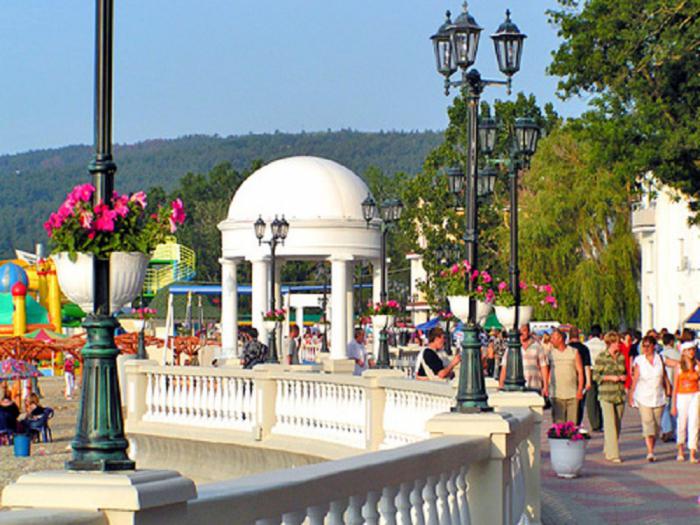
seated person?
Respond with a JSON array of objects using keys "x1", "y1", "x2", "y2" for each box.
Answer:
[
  {"x1": 416, "y1": 327, "x2": 460, "y2": 380},
  {"x1": 17, "y1": 393, "x2": 45, "y2": 433},
  {"x1": 0, "y1": 394, "x2": 20, "y2": 433},
  {"x1": 240, "y1": 328, "x2": 269, "y2": 369}
]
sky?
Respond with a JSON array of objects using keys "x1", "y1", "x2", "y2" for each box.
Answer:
[{"x1": 0, "y1": 1, "x2": 589, "y2": 156}]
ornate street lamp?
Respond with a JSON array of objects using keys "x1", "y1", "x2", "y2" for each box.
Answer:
[
  {"x1": 317, "y1": 263, "x2": 329, "y2": 353},
  {"x1": 66, "y1": 0, "x2": 134, "y2": 471},
  {"x1": 254, "y1": 214, "x2": 290, "y2": 363},
  {"x1": 501, "y1": 118, "x2": 541, "y2": 391},
  {"x1": 362, "y1": 194, "x2": 403, "y2": 368},
  {"x1": 431, "y1": 3, "x2": 526, "y2": 413}
]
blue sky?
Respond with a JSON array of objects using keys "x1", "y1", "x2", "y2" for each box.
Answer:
[{"x1": 1, "y1": 1, "x2": 588, "y2": 156}]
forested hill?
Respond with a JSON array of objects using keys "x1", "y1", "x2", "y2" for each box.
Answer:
[{"x1": 0, "y1": 130, "x2": 442, "y2": 258}]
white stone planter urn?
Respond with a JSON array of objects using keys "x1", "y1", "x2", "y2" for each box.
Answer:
[
  {"x1": 494, "y1": 305, "x2": 534, "y2": 330},
  {"x1": 447, "y1": 296, "x2": 492, "y2": 324},
  {"x1": 549, "y1": 438, "x2": 586, "y2": 479},
  {"x1": 371, "y1": 315, "x2": 394, "y2": 332},
  {"x1": 262, "y1": 320, "x2": 278, "y2": 333},
  {"x1": 54, "y1": 251, "x2": 149, "y2": 314}
]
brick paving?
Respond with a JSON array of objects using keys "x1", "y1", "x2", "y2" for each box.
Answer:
[{"x1": 541, "y1": 405, "x2": 700, "y2": 525}]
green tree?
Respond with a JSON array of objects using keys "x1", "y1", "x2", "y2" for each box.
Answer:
[
  {"x1": 518, "y1": 127, "x2": 639, "y2": 329},
  {"x1": 548, "y1": 0, "x2": 700, "y2": 216}
]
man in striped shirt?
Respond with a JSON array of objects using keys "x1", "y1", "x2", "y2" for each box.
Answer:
[{"x1": 499, "y1": 324, "x2": 549, "y2": 396}]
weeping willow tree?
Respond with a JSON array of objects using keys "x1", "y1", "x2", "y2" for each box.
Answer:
[{"x1": 518, "y1": 127, "x2": 639, "y2": 329}]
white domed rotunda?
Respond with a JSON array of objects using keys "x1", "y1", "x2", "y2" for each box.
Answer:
[{"x1": 218, "y1": 156, "x2": 383, "y2": 358}]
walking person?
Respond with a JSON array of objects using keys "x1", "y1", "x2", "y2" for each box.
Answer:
[
  {"x1": 586, "y1": 325, "x2": 606, "y2": 431},
  {"x1": 568, "y1": 328, "x2": 592, "y2": 427},
  {"x1": 593, "y1": 332, "x2": 627, "y2": 463},
  {"x1": 286, "y1": 324, "x2": 300, "y2": 365},
  {"x1": 498, "y1": 323, "x2": 549, "y2": 396},
  {"x1": 670, "y1": 341, "x2": 700, "y2": 462},
  {"x1": 63, "y1": 354, "x2": 76, "y2": 400},
  {"x1": 629, "y1": 335, "x2": 672, "y2": 462},
  {"x1": 547, "y1": 329, "x2": 584, "y2": 424},
  {"x1": 660, "y1": 333, "x2": 680, "y2": 442}
]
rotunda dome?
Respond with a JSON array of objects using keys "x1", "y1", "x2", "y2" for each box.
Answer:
[
  {"x1": 0, "y1": 263, "x2": 28, "y2": 294},
  {"x1": 227, "y1": 156, "x2": 371, "y2": 222}
]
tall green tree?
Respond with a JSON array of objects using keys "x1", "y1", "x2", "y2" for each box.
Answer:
[
  {"x1": 548, "y1": 0, "x2": 700, "y2": 216},
  {"x1": 518, "y1": 127, "x2": 639, "y2": 329}
]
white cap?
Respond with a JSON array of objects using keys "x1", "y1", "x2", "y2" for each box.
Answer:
[{"x1": 680, "y1": 341, "x2": 697, "y2": 351}]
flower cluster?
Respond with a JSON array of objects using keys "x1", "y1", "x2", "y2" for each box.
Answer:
[
  {"x1": 135, "y1": 307, "x2": 157, "y2": 320},
  {"x1": 437, "y1": 310, "x2": 455, "y2": 321},
  {"x1": 44, "y1": 184, "x2": 186, "y2": 259},
  {"x1": 494, "y1": 280, "x2": 558, "y2": 309},
  {"x1": 435, "y1": 260, "x2": 496, "y2": 303},
  {"x1": 547, "y1": 421, "x2": 589, "y2": 441},
  {"x1": 368, "y1": 300, "x2": 402, "y2": 315},
  {"x1": 263, "y1": 308, "x2": 286, "y2": 322}
]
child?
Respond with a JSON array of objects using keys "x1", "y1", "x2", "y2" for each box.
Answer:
[
  {"x1": 63, "y1": 354, "x2": 76, "y2": 400},
  {"x1": 671, "y1": 341, "x2": 700, "y2": 462}
]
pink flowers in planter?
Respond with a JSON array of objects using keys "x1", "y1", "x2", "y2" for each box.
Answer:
[
  {"x1": 547, "y1": 421, "x2": 589, "y2": 441},
  {"x1": 44, "y1": 184, "x2": 186, "y2": 260},
  {"x1": 263, "y1": 308, "x2": 286, "y2": 322}
]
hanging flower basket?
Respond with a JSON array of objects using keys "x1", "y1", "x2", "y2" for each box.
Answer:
[
  {"x1": 371, "y1": 314, "x2": 394, "y2": 331},
  {"x1": 54, "y1": 251, "x2": 149, "y2": 314},
  {"x1": 262, "y1": 320, "x2": 278, "y2": 332},
  {"x1": 494, "y1": 305, "x2": 534, "y2": 331},
  {"x1": 447, "y1": 296, "x2": 492, "y2": 324}
]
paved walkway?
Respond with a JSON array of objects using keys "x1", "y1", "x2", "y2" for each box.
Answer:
[{"x1": 541, "y1": 405, "x2": 700, "y2": 524}]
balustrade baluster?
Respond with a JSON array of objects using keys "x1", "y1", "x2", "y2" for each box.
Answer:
[
  {"x1": 221, "y1": 377, "x2": 231, "y2": 425},
  {"x1": 447, "y1": 470, "x2": 460, "y2": 525},
  {"x1": 422, "y1": 476, "x2": 439, "y2": 525},
  {"x1": 327, "y1": 499, "x2": 347, "y2": 525},
  {"x1": 306, "y1": 504, "x2": 328, "y2": 525},
  {"x1": 347, "y1": 495, "x2": 365, "y2": 525},
  {"x1": 456, "y1": 466, "x2": 470, "y2": 525},
  {"x1": 395, "y1": 481, "x2": 413, "y2": 525},
  {"x1": 246, "y1": 379, "x2": 255, "y2": 425},
  {"x1": 410, "y1": 479, "x2": 426, "y2": 525},
  {"x1": 201, "y1": 376, "x2": 211, "y2": 421},
  {"x1": 144, "y1": 373, "x2": 153, "y2": 418},
  {"x1": 292, "y1": 380, "x2": 302, "y2": 434},
  {"x1": 172, "y1": 375, "x2": 182, "y2": 422},
  {"x1": 362, "y1": 491, "x2": 381, "y2": 525},
  {"x1": 213, "y1": 377, "x2": 222, "y2": 423},
  {"x1": 378, "y1": 485, "x2": 399, "y2": 525},
  {"x1": 436, "y1": 473, "x2": 452, "y2": 525},
  {"x1": 157, "y1": 374, "x2": 166, "y2": 419},
  {"x1": 281, "y1": 510, "x2": 306, "y2": 525}
]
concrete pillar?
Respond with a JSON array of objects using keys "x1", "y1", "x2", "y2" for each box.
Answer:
[
  {"x1": 274, "y1": 261, "x2": 283, "y2": 352},
  {"x1": 295, "y1": 306, "x2": 304, "y2": 332},
  {"x1": 346, "y1": 261, "x2": 355, "y2": 338},
  {"x1": 220, "y1": 258, "x2": 238, "y2": 357},
  {"x1": 251, "y1": 257, "x2": 270, "y2": 343},
  {"x1": 330, "y1": 258, "x2": 349, "y2": 360}
]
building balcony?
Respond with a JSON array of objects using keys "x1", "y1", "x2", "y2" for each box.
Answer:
[{"x1": 631, "y1": 205, "x2": 656, "y2": 233}]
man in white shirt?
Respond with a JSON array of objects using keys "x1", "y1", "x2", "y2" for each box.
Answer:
[{"x1": 347, "y1": 328, "x2": 372, "y2": 376}]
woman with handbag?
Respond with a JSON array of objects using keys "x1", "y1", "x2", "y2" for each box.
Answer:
[{"x1": 629, "y1": 335, "x2": 672, "y2": 462}]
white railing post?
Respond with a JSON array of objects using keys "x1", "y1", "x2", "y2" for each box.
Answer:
[
  {"x1": 252, "y1": 364, "x2": 282, "y2": 440},
  {"x1": 427, "y1": 412, "x2": 517, "y2": 525},
  {"x1": 123, "y1": 359, "x2": 156, "y2": 432},
  {"x1": 489, "y1": 391, "x2": 545, "y2": 525},
  {"x1": 361, "y1": 369, "x2": 404, "y2": 450}
]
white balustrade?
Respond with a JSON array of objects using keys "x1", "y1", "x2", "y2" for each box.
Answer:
[
  {"x1": 143, "y1": 370, "x2": 255, "y2": 431},
  {"x1": 272, "y1": 377, "x2": 366, "y2": 448},
  {"x1": 382, "y1": 387, "x2": 453, "y2": 448}
]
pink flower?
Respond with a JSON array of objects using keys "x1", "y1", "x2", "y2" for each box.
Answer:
[
  {"x1": 476, "y1": 285, "x2": 483, "y2": 293},
  {"x1": 462, "y1": 260, "x2": 471, "y2": 272},
  {"x1": 450, "y1": 263, "x2": 459, "y2": 275},
  {"x1": 519, "y1": 280, "x2": 528, "y2": 290},
  {"x1": 94, "y1": 204, "x2": 118, "y2": 232},
  {"x1": 57, "y1": 201, "x2": 75, "y2": 220},
  {"x1": 480, "y1": 271, "x2": 492, "y2": 284},
  {"x1": 169, "y1": 198, "x2": 186, "y2": 232},
  {"x1": 113, "y1": 196, "x2": 130, "y2": 218},
  {"x1": 485, "y1": 289, "x2": 496, "y2": 303},
  {"x1": 543, "y1": 284, "x2": 553, "y2": 294},
  {"x1": 79, "y1": 210, "x2": 93, "y2": 229},
  {"x1": 130, "y1": 191, "x2": 147, "y2": 208},
  {"x1": 498, "y1": 281, "x2": 508, "y2": 292},
  {"x1": 70, "y1": 184, "x2": 95, "y2": 203},
  {"x1": 471, "y1": 269, "x2": 479, "y2": 281}
]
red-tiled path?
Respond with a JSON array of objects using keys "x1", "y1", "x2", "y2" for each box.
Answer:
[{"x1": 541, "y1": 407, "x2": 700, "y2": 524}]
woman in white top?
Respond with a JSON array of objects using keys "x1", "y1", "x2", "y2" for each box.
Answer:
[{"x1": 629, "y1": 335, "x2": 672, "y2": 462}]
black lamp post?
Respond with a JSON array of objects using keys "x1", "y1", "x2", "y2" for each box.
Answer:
[
  {"x1": 67, "y1": 0, "x2": 134, "y2": 471},
  {"x1": 499, "y1": 117, "x2": 541, "y2": 391},
  {"x1": 254, "y1": 215, "x2": 290, "y2": 363},
  {"x1": 362, "y1": 194, "x2": 403, "y2": 368},
  {"x1": 431, "y1": 4, "x2": 526, "y2": 413}
]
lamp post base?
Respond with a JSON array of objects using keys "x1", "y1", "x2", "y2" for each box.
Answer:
[
  {"x1": 502, "y1": 328, "x2": 526, "y2": 392},
  {"x1": 66, "y1": 314, "x2": 134, "y2": 471},
  {"x1": 136, "y1": 328, "x2": 147, "y2": 359},
  {"x1": 453, "y1": 324, "x2": 492, "y2": 413},
  {"x1": 375, "y1": 328, "x2": 390, "y2": 369},
  {"x1": 266, "y1": 328, "x2": 279, "y2": 363}
]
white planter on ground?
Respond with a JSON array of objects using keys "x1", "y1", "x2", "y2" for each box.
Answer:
[
  {"x1": 262, "y1": 320, "x2": 278, "y2": 333},
  {"x1": 494, "y1": 305, "x2": 534, "y2": 330},
  {"x1": 549, "y1": 438, "x2": 586, "y2": 479},
  {"x1": 54, "y1": 251, "x2": 149, "y2": 314},
  {"x1": 447, "y1": 296, "x2": 493, "y2": 324}
]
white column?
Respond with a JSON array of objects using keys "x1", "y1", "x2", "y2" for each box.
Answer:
[
  {"x1": 371, "y1": 259, "x2": 382, "y2": 358},
  {"x1": 295, "y1": 306, "x2": 304, "y2": 331},
  {"x1": 330, "y1": 258, "x2": 350, "y2": 360},
  {"x1": 219, "y1": 258, "x2": 238, "y2": 357},
  {"x1": 251, "y1": 257, "x2": 270, "y2": 343},
  {"x1": 346, "y1": 261, "x2": 355, "y2": 337},
  {"x1": 275, "y1": 261, "x2": 283, "y2": 352}
]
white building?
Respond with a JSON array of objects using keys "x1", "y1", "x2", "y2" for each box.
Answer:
[{"x1": 632, "y1": 180, "x2": 700, "y2": 333}]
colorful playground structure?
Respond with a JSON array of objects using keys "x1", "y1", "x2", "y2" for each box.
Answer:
[{"x1": 142, "y1": 241, "x2": 196, "y2": 297}]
